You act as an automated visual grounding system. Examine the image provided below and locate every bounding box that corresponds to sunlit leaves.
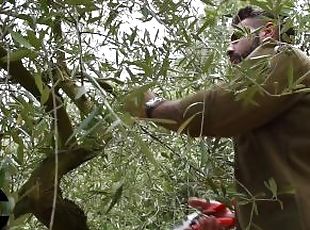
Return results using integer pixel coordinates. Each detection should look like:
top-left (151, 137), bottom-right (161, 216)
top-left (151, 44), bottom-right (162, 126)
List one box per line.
top-left (33, 74), bottom-right (50, 104)
top-left (1, 48), bottom-right (34, 62)
top-left (202, 52), bottom-right (215, 74)
top-left (26, 30), bottom-right (42, 50)
top-left (10, 31), bottom-right (33, 49)
top-left (0, 0), bottom-right (308, 229)
top-left (105, 180), bottom-right (124, 214)
top-left (65, 0), bottom-right (95, 7)
top-left (248, 0), bottom-right (294, 15)
top-left (11, 131), bottom-right (24, 165)
top-left (264, 177), bottom-right (278, 199)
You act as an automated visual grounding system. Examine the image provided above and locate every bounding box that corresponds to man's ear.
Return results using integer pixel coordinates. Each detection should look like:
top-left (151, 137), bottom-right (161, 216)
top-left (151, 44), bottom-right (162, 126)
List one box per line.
top-left (260, 22), bottom-right (278, 40)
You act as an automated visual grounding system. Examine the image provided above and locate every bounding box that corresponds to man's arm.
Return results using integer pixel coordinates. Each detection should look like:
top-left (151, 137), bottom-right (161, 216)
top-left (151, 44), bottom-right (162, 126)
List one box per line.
top-left (146, 44), bottom-right (310, 137)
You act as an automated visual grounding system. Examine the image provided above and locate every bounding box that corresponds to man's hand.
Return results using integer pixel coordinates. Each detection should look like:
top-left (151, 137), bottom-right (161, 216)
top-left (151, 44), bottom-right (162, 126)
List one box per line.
top-left (123, 89), bottom-right (156, 118)
top-left (187, 197), bottom-right (235, 230)
top-left (185, 216), bottom-right (225, 230)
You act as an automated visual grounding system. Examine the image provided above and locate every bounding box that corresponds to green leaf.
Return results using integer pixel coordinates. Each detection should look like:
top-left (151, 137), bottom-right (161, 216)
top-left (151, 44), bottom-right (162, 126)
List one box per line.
top-left (269, 178), bottom-right (278, 195)
top-left (143, 118), bottom-right (177, 125)
top-left (119, 113), bottom-right (135, 126)
top-left (294, 87), bottom-right (310, 93)
top-left (65, 0), bottom-right (94, 6)
top-left (237, 199), bottom-right (251, 206)
top-left (105, 180), bottom-right (124, 214)
top-left (26, 30), bottom-right (42, 49)
top-left (264, 177), bottom-right (278, 198)
top-left (105, 10), bottom-right (117, 29)
top-left (124, 82), bottom-right (157, 108)
top-left (129, 27), bottom-right (138, 46)
top-left (199, 140), bottom-right (208, 167)
top-left (20, 105), bottom-right (34, 131)
top-left (250, 0), bottom-right (272, 12)
top-left (11, 131), bottom-right (22, 145)
top-left (40, 87), bottom-right (50, 105)
top-left (249, 54), bottom-right (272, 61)
top-left (205, 178), bottom-right (219, 194)
top-left (182, 28), bottom-right (191, 44)
top-left (0, 168), bottom-right (5, 188)
top-left (141, 5), bottom-right (149, 18)
top-left (79, 109), bottom-right (99, 131)
top-left (11, 31), bottom-right (33, 49)
top-left (0, 48), bottom-right (29, 62)
top-left (239, 86), bottom-right (260, 106)
top-left (34, 73), bottom-right (44, 94)
top-left (16, 14), bottom-right (33, 24)
top-left (177, 111), bottom-right (202, 135)
top-left (197, 20), bottom-right (210, 36)
top-left (88, 16), bottom-right (101, 24)
top-left (253, 202), bottom-right (259, 215)
top-left (9, 214), bottom-right (31, 228)
top-left (159, 54), bottom-right (170, 77)
top-left (64, 107), bottom-right (99, 146)
top-left (133, 133), bottom-right (159, 169)
top-left (101, 62), bottom-right (117, 72)
top-left (126, 67), bottom-right (135, 80)
top-left (17, 145), bottom-right (24, 165)
top-left (202, 52), bottom-right (215, 74)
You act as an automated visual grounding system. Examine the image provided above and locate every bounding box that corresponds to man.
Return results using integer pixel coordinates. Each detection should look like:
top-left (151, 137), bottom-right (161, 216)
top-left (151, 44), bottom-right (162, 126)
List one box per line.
top-left (126, 6), bottom-right (310, 230)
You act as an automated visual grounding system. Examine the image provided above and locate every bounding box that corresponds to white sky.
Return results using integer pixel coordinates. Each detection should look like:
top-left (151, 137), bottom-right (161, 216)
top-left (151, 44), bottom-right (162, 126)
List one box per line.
top-left (93, 0), bottom-right (205, 79)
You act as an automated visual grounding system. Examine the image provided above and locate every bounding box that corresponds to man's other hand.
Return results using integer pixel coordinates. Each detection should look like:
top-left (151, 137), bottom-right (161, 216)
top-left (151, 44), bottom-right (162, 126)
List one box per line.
top-left (187, 197), bottom-right (235, 230)
top-left (186, 215), bottom-right (225, 230)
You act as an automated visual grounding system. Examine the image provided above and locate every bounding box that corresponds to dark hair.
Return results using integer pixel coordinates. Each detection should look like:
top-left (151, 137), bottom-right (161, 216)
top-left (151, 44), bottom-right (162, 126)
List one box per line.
top-left (232, 6), bottom-right (267, 25)
top-left (232, 6), bottom-right (295, 42)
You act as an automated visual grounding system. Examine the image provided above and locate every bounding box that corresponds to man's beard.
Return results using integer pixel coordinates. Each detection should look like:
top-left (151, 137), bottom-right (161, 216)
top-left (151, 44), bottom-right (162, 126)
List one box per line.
top-left (232, 36), bottom-right (260, 64)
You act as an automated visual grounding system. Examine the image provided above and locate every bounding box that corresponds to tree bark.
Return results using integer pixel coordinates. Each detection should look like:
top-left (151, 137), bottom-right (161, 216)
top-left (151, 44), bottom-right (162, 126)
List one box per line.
top-left (0, 46), bottom-right (101, 229)
top-left (14, 147), bottom-right (96, 230)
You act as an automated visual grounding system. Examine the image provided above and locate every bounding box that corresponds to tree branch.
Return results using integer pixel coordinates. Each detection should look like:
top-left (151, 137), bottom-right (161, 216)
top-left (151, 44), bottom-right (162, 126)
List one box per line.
top-left (50, 10), bottom-right (95, 115)
top-left (15, 187), bottom-right (89, 230)
top-left (0, 46), bottom-right (76, 147)
top-left (14, 147), bottom-right (98, 229)
top-left (52, 66), bottom-right (95, 115)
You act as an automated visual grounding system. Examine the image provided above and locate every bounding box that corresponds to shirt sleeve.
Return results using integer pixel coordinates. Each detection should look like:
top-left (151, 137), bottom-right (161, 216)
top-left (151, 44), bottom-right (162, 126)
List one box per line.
top-left (177, 44), bottom-right (310, 137)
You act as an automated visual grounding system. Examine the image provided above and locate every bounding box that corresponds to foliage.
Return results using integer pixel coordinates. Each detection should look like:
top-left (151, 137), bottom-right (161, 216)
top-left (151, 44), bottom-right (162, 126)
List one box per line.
top-left (0, 0), bottom-right (309, 229)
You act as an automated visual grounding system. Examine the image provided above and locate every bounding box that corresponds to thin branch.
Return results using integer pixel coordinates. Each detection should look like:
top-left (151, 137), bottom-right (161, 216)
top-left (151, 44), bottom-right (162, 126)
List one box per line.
top-left (49, 71), bottom-right (60, 230)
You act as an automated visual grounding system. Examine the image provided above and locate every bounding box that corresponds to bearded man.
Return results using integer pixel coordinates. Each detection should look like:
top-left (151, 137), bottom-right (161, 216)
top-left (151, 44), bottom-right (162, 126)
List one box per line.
top-left (126, 6), bottom-right (310, 230)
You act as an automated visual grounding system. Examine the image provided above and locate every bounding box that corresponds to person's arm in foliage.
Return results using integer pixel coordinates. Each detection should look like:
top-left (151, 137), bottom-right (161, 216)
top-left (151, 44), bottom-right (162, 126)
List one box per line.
top-left (126, 42), bottom-right (310, 137)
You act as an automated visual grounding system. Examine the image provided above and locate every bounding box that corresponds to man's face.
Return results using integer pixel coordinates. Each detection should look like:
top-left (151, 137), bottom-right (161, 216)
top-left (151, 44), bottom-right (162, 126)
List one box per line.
top-left (227, 17), bottom-right (263, 64)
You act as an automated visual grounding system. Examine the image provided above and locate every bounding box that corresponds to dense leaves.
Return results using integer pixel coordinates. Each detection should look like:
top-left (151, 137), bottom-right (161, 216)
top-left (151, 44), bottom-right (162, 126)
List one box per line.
top-left (0, 0), bottom-right (309, 229)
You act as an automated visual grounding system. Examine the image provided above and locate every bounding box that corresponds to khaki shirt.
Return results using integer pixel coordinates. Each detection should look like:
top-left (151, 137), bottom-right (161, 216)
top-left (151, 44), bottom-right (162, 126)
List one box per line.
top-left (178, 39), bottom-right (310, 229)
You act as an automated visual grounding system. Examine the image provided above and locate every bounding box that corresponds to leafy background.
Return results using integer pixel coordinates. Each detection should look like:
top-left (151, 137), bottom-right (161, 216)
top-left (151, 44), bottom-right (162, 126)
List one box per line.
top-left (0, 0), bottom-right (309, 229)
